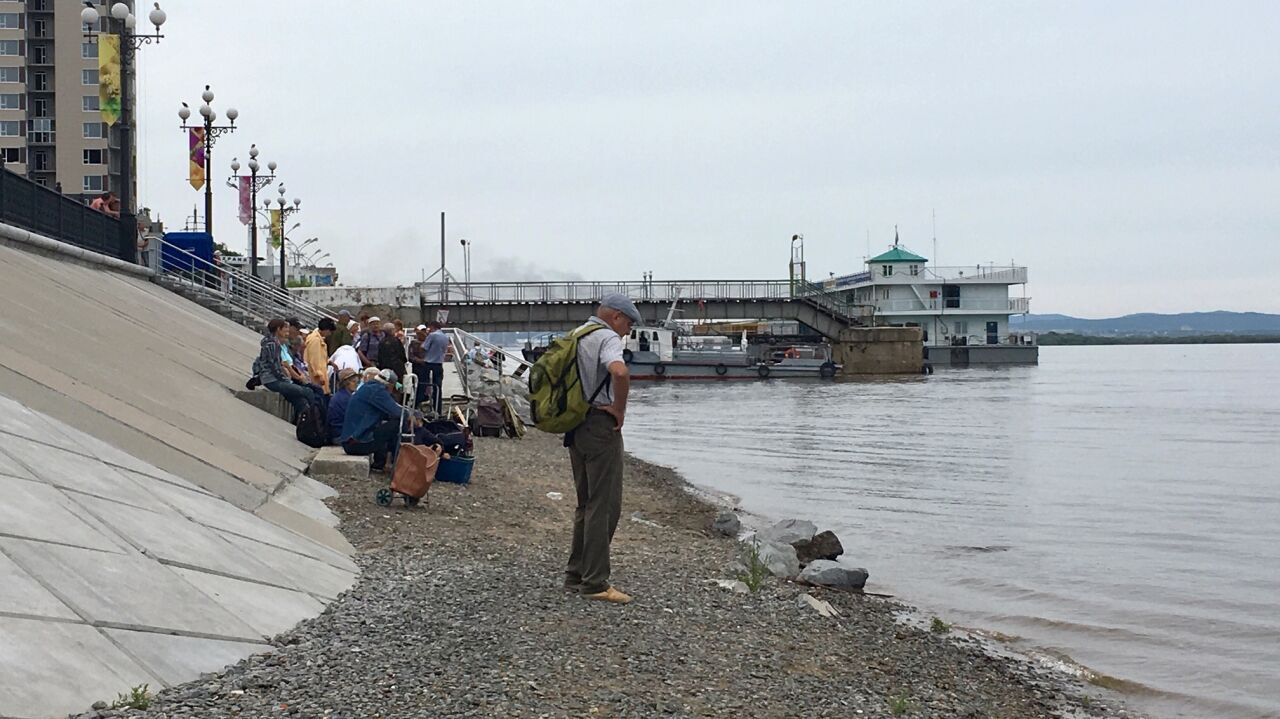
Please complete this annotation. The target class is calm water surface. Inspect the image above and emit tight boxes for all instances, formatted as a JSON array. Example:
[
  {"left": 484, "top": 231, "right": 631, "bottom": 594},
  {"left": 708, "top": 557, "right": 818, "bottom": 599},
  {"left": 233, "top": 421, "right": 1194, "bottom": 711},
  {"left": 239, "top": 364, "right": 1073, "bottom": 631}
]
[{"left": 624, "top": 344, "right": 1280, "bottom": 719}]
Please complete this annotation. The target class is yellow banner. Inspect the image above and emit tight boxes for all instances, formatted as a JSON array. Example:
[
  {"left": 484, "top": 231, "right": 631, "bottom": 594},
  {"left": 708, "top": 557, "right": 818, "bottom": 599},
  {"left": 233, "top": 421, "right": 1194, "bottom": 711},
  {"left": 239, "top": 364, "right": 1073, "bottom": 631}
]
[
  {"left": 269, "top": 209, "right": 283, "bottom": 248},
  {"left": 97, "top": 34, "right": 121, "bottom": 125}
]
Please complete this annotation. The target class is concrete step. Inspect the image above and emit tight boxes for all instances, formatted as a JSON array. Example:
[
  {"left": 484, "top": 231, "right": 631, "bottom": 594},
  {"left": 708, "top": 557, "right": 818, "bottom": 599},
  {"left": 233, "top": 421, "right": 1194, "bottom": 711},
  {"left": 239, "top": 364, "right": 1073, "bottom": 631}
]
[{"left": 309, "top": 446, "right": 370, "bottom": 480}]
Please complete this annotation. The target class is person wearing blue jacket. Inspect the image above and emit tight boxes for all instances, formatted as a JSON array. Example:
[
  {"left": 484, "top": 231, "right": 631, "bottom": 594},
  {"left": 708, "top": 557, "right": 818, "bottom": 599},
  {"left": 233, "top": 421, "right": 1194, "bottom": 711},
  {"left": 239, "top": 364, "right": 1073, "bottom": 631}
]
[
  {"left": 338, "top": 368, "right": 403, "bottom": 471},
  {"left": 326, "top": 368, "right": 359, "bottom": 444}
]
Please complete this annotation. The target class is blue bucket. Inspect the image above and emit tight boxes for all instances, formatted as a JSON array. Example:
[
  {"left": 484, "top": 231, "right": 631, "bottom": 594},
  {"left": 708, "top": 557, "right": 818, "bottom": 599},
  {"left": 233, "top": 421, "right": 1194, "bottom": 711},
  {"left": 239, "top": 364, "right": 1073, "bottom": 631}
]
[{"left": 437, "top": 455, "right": 475, "bottom": 485}]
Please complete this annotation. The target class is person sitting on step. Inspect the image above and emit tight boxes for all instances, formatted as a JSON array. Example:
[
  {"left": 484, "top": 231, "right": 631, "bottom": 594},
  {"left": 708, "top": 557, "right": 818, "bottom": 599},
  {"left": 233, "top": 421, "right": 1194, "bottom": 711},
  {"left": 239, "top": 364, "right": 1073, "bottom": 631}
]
[
  {"left": 253, "top": 318, "right": 313, "bottom": 419},
  {"left": 327, "top": 368, "right": 359, "bottom": 444},
  {"left": 338, "top": 368, "right": 404, "bottom": 472}
]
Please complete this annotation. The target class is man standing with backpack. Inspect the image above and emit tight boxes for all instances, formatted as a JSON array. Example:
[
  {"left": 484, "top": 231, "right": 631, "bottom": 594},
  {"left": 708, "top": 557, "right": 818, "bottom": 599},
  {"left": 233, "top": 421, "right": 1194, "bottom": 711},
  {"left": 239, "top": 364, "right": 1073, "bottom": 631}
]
[{"left": 561, "top": 293, "right": 641, "bottom": 604}]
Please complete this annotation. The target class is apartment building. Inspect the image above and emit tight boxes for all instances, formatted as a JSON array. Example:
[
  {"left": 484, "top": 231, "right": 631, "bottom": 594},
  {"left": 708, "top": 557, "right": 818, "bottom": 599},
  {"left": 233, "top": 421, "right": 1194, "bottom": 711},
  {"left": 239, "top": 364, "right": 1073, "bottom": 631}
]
[{"left": 0, "top": 1, "right": 131, "bottom": 207}]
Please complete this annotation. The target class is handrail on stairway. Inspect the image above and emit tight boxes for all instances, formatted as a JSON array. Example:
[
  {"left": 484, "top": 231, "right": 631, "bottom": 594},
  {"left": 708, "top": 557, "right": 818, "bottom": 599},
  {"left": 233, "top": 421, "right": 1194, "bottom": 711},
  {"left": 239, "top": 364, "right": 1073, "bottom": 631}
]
[{"left": 154, "top": 237, "right": 337, "bottom": 329}]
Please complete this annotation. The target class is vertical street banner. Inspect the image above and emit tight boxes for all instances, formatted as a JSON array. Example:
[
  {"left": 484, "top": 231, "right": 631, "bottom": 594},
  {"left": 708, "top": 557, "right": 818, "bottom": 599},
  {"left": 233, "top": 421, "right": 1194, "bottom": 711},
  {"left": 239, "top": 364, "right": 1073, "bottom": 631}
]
[
  {"left": 97, "top": 34, "right": 121, "bottom": 125},
  {"left": 269, "top": 209, "right": 283, "bottom": 248},
  {"left": 188, "top": 129, "right": 205, "bottom": 190},
  {"left": 238, "top": 176, "right": 252, "bottom": 225}
]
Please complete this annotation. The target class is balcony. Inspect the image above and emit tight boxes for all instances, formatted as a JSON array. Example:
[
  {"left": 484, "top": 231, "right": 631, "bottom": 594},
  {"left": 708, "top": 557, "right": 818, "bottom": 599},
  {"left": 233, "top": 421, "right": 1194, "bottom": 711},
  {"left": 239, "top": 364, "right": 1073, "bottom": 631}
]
[{"left": 874, "top": 297, "right": 1031, "bottom": 314}]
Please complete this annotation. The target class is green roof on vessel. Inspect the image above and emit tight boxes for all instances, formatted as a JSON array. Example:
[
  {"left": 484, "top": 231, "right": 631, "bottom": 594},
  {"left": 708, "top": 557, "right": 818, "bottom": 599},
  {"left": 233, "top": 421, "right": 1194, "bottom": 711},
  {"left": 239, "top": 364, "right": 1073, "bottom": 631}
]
[{"left": 869, "top": 247, "right": 928, "bottom": 263}]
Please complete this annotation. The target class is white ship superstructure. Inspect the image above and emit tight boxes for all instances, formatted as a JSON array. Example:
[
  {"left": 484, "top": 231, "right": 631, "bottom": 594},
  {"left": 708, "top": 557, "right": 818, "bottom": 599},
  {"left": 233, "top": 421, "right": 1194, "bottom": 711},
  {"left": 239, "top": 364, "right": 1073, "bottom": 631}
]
[{"left": 825, "top": 241, "right": 1037, "bottom": 365}]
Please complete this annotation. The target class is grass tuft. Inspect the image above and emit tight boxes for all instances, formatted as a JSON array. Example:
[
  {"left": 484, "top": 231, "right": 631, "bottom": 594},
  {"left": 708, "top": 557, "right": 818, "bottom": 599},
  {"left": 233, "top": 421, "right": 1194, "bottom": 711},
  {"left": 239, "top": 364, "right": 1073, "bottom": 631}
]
[
  {"left": 929, "top": 616, "right": 951, "bottom": 634},
  {"left": 736, "top": 539, "right": 770, "bottom": 593},
  {"left": 111, "top": 684, "right": 152, "bottom": 710}
]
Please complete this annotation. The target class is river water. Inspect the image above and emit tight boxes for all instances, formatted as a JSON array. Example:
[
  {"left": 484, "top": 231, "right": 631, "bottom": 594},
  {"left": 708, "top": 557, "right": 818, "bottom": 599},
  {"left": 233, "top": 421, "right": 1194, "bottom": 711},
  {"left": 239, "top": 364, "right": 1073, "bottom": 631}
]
[{"left": 623, "top": 344, "right": 1280, "bottom": 719}]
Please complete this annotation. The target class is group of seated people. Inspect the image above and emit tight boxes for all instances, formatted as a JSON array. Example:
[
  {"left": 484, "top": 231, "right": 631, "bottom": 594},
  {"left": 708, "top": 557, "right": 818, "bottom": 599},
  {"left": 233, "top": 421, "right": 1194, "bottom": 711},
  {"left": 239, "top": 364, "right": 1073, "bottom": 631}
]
[{"left": 250, "top": 314, "right": 449, "bottom": 471}]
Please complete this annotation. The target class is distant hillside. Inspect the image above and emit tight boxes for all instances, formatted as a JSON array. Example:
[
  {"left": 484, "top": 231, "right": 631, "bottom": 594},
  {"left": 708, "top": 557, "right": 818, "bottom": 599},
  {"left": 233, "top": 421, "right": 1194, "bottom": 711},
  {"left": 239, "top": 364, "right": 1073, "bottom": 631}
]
[{"left": 1011, "top": 311, "right": 1280, "bottom": 335}]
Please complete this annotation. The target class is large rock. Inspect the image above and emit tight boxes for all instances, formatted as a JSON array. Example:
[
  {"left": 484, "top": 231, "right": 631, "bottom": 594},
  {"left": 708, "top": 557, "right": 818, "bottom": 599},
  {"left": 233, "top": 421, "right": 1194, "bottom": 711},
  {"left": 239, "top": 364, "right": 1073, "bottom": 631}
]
[
  {"left": 794, "top": 530, "right": 844, "bottom": 565},
  {"left": 737, "top": 538, "right": 800, "bottom": 579},
  {"left": 799, "top": 560, "right": 868, "bottom": 590},
  {"left": 712, "top": 511, "right": 741, "bottom": 537},
  {"left": 760, "top": 518, "right": 817, "bottom": 546}
]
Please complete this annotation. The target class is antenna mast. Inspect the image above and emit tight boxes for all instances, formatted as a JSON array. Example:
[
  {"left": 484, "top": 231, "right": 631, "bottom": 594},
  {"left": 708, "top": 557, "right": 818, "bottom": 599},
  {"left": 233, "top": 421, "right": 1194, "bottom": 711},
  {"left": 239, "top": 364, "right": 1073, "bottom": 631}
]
[{"left": 932, "top": 208, "right": 937, "bottom": 266}]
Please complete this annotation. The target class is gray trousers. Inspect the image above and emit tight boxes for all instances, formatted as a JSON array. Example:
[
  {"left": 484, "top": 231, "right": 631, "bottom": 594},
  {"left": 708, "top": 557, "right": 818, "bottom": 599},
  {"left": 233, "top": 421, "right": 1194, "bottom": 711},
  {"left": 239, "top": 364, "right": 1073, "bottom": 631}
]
[{"left": 565, "top": 409, "right": 624, "bottom": 595}]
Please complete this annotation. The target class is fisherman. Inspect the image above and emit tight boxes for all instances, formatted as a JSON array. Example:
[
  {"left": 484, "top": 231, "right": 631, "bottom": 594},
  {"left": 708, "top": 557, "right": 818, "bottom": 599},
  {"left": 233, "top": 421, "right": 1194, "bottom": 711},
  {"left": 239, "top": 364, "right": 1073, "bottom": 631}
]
[{"left": 563, "top": 293, "right": 640, "bottom": 604}]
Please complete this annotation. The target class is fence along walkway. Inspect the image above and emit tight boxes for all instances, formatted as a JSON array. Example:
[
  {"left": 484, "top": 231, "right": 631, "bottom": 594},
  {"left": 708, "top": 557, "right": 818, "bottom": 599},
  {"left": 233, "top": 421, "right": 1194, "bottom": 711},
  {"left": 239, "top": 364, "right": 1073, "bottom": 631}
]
[{"left": 0, "top": 165, "right": 128, "bottom": 261}]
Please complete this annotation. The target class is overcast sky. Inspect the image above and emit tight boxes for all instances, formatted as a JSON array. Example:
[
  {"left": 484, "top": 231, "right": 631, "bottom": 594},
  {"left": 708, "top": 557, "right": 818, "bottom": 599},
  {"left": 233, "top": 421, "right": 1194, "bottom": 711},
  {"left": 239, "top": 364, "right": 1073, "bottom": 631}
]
[{"left": 134, "top": 1, "right": 1279, "bottom": 317}]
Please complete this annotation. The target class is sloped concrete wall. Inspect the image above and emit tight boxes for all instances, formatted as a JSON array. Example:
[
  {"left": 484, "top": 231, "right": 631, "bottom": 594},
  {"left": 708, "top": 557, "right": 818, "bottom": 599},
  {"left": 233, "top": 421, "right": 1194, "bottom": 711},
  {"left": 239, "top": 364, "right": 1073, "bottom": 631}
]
[
  {"left": 0, "top": 238, "right": 350, "bottom": 553},
  {"left": 0, "top": 396, "right": 357, "bottom": 718},
  {"left": 0, "top": 233, "right": 358, "bottom": 717}
]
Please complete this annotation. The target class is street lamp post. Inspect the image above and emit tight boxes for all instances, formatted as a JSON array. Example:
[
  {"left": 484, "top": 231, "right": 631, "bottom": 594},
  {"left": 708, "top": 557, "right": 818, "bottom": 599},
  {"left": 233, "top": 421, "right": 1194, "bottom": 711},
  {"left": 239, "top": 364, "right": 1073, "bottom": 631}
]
[
  {"left": 458, "top": 238, "right": 471, "bottom": 296},
  {"left": 271, "top": 184, "right": 302, "bottom": 289},
  {"left": 81, "top": 1, "right": 167, "bottom": 263},
  {"left": 226, "top": 144, "right": 276, "bottom": 278},
  {"left": 178, "top": 85, "right": 237, "bottom": 238}
]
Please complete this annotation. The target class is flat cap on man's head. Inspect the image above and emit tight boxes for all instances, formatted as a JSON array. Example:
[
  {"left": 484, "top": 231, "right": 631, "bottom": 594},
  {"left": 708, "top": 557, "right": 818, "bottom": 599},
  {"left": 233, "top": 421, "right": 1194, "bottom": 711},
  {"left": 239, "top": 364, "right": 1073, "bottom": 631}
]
[
  {"left": 599, "top": 293, "right": 642, "bottom": 324},
  {"left": 338, "top": 309, "right": 351, "bottom": 318}
]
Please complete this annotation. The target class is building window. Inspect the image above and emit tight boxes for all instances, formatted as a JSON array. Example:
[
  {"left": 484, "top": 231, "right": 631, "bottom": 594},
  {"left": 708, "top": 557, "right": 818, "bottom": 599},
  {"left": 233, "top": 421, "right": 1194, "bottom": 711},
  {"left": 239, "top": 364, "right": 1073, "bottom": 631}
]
[
  {"left": 31, "top": 151, "right": 49, "bottom": 171},
  {"left": 0, "top": 94, "right": 20, "bottom": 110},
  {"left": 83, "top": 95, "right": 100, "bottom": 112},
  {"left": 28, "top": 118, "right": 52, "bottom": 144},
  {"left": 881, "top": 264, "right": 894, "bottom": 277},
  {"left": 31, "top": 18, "right": 47, "bottom": 37},
  {"left": 878, "top": 287, "right": 890, "bottom": 300},
  {"left": 0, "top": 120, "right": 20, "bottom": 137},
  {"left": 31, "top": 45, "right": 49, "bottom": 65},
  {"left": 83, "top": 149, "right": 104, "bottom": 165},
  {"left": 0, "top": 41, "right": 19, "bottom": 57},
  {"left": 31, "top": 71, "right": 48, "bottom": 91},
  {"left": 953, "top": 321, "right": 969, "bottom": 336},
  {"left": 83, "top": 175, "right": 106, "bottom": 193},
  {"left": 0, "top": 67, "right": 18, "bottom": 83},
  {"left": 82, "top": 69, "right": 99, "bottom": 86},
  {"left": 0, "top": 13, "right": 20, "bottom": 30},
  {"left": 909, "top": 264, "right": 919, "bottom": 276},
  {"left": 83, "top": 122, "right": 105, "bottom": 139},
  {"left": 81, "top": 42, "right": 98, "bottom": 59},
  {"left": 0, "top": 147, "right": 22, "bottom": 164},
  {"left": 32, "top": 98, "right": 49, "bottom": 117}
]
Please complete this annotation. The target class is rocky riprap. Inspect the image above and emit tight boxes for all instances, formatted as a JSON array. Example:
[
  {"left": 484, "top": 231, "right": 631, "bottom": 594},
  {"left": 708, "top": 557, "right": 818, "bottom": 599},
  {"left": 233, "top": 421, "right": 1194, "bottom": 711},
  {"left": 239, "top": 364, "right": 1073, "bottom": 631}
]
[{"left": 79, "top": 432, "right": 1140, "bottom": 719}]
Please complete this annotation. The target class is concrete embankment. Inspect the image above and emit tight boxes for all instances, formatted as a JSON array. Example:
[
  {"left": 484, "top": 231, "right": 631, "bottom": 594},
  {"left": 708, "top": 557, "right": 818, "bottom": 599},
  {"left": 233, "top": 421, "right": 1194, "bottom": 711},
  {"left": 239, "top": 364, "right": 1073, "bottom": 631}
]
[
  {"left": 0, "top": 231, "right": 356, "bottom": 718},
  {"left": 109, "top": 432, "right": 1135, "bottom": 719}
]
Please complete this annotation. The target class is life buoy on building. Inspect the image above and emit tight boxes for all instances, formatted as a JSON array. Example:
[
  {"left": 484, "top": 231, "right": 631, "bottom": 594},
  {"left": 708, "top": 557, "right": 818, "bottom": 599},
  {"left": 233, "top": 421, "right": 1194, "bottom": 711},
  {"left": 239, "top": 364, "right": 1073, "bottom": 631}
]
[
  {"left": 714, "top": 364, "right": 728, "bottom": 376},
  {"left": 622, "top": 348, "right": 634, "bottom": 364},
  {"left": 819, "top": 361, "right": 837, "bottom": 379},
  {"left": 654, "top": 363, "right": 667, "bottom": 376},
  {"left": 756, "top": 364, "right": 771, "bottom": 378}
]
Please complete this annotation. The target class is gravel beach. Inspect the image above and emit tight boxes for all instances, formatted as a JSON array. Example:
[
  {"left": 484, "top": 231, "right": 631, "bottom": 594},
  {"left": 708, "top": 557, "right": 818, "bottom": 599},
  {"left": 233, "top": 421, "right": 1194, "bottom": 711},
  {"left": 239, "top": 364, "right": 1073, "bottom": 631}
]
[{"left": 99, "top": 431, "right": 1140, "bottom": 719}]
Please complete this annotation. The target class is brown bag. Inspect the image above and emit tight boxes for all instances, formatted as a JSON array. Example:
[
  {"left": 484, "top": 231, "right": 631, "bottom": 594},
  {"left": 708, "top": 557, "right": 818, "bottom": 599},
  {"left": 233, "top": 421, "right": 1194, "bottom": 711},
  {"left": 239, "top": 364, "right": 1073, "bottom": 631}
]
[{"left": 390, "top": 443, "right": 441, "bottom": 500}]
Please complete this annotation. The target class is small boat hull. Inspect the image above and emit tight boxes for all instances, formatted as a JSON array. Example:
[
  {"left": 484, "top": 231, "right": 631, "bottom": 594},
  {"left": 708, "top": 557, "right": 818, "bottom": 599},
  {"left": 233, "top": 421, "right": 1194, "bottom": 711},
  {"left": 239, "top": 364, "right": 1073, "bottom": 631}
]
[{"left": 627, "top": 359, "right": 835, "bottom": 381}]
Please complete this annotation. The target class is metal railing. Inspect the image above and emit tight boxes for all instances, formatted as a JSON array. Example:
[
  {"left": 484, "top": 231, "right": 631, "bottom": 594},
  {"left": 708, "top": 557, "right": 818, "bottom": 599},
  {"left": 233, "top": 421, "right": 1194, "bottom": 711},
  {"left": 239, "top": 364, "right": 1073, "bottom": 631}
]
[
  {"left": 154, "top": 237, "right": 336, "bottom": 328},
  {"left": 420, "top": 279, "right": 797, "bottom": 304},
  {"left": 873, "top": 297, "right": 1032, "bottom": 313},
  {"left": 0, "top": 165, "right": 128, "bottom": 261},
  {"left": 822, "top": 265, "right": 1028, "bottom": 291},
  {"left": 415, "top": 278, "right": 870, "bottom": 326},
  {"left": 925, "top": 266, "right": 1027, "bottom": 283}
]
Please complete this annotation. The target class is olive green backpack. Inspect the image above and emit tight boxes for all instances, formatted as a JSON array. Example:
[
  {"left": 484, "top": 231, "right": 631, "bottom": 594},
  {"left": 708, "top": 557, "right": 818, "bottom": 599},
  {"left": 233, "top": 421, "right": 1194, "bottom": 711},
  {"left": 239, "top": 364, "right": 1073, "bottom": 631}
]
[{"left": 528, "top": 324, "right": 608, "bottom": 434}]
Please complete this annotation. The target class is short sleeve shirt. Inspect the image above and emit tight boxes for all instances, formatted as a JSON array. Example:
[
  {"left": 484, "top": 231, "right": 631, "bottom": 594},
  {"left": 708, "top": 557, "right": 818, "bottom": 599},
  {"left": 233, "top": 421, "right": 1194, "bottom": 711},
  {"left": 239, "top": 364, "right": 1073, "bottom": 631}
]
[{"left": 575, "top": 318, "right": 624, "bottom": 407}]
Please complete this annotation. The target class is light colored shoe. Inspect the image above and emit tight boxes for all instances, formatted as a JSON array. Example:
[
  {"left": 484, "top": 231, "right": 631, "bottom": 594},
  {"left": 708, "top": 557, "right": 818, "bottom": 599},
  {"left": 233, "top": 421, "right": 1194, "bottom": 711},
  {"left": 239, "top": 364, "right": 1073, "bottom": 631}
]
[{"left": 583, "top": 586, "right": 632, "bottom": 604}]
